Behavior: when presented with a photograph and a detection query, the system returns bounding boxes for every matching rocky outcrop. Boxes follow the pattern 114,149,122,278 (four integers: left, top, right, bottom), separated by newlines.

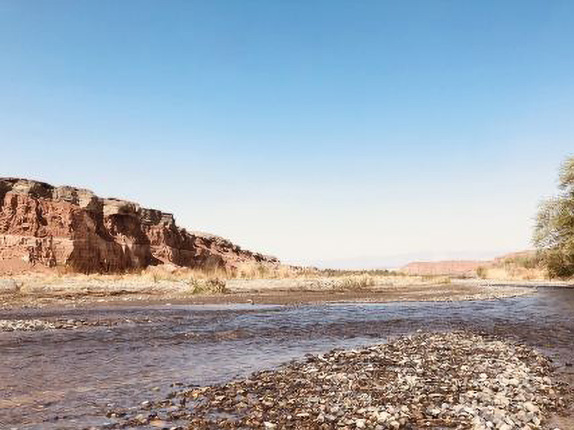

0,178,278,274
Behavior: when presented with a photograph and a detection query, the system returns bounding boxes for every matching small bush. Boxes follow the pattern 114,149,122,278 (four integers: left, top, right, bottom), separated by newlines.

187,278,229,295
332,274,376,291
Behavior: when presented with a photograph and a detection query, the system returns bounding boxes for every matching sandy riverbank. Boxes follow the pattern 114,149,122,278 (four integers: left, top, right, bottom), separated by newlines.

0,276,540,309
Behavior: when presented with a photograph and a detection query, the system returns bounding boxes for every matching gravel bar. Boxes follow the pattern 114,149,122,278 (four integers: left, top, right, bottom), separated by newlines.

0,317,154,332
104,332,569,430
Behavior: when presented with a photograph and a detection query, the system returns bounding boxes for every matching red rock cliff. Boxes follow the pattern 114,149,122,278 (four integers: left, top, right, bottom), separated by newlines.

0,178,279,274
401,260,489,276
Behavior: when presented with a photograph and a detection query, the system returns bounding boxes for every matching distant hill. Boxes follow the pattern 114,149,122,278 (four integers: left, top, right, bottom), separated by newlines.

401,250,538,277
401,260,489,276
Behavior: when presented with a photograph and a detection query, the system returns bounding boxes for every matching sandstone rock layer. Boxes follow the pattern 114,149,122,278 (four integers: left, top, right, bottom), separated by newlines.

0,178,278,274
401,260,488,276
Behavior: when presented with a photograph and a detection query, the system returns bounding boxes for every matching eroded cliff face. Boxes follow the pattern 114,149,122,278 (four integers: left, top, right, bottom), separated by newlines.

0,178,278,274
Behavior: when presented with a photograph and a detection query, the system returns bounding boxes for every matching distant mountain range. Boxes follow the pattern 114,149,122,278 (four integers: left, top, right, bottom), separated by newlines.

400,251,536,276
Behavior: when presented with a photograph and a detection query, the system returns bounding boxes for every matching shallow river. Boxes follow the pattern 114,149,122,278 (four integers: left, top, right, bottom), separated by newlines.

1,287,573,429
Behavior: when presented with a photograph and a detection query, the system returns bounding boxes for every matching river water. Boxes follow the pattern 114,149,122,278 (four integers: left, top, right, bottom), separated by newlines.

1,287,573,429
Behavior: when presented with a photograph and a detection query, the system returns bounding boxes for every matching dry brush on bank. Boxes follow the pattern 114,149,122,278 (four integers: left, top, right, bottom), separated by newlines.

475,252,547,281
0,263,465,308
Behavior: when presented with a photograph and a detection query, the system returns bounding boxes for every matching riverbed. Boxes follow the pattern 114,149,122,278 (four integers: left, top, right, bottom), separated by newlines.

1,287,573,429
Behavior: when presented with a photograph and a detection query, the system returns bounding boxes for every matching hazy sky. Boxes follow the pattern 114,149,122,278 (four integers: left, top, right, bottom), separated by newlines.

1,1,573,268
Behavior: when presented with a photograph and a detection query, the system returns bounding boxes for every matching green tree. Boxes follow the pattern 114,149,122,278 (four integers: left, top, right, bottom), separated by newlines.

534,156,574,278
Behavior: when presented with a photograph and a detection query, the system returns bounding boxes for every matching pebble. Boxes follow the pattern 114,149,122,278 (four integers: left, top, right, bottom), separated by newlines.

0,317,154,332
106,332,569,430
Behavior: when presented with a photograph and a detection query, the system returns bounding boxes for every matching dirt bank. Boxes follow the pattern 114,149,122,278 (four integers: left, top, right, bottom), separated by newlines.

0,276,535,310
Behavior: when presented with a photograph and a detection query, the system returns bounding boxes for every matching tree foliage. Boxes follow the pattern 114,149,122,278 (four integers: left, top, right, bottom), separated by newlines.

534,155,574,278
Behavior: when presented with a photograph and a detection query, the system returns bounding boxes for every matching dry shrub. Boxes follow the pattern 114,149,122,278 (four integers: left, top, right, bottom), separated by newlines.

234,262,269,279
332,274,376,291
233,263,313,279
478,266,547,281
141,264,229,283
476,266,488,279
187,278,228,294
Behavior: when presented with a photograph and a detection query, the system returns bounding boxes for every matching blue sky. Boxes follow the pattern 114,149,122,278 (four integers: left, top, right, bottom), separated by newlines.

1,1,573,267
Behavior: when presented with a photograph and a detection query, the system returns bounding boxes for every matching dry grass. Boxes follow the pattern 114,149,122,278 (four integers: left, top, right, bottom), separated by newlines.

332,274,376,291
420,275,452,285
477,266,548,281
17,265,456,286
5,262,459,299
186,278,229,295
15,260,417,283
473,252,549,281
142,265,228,282
233,262,318,279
